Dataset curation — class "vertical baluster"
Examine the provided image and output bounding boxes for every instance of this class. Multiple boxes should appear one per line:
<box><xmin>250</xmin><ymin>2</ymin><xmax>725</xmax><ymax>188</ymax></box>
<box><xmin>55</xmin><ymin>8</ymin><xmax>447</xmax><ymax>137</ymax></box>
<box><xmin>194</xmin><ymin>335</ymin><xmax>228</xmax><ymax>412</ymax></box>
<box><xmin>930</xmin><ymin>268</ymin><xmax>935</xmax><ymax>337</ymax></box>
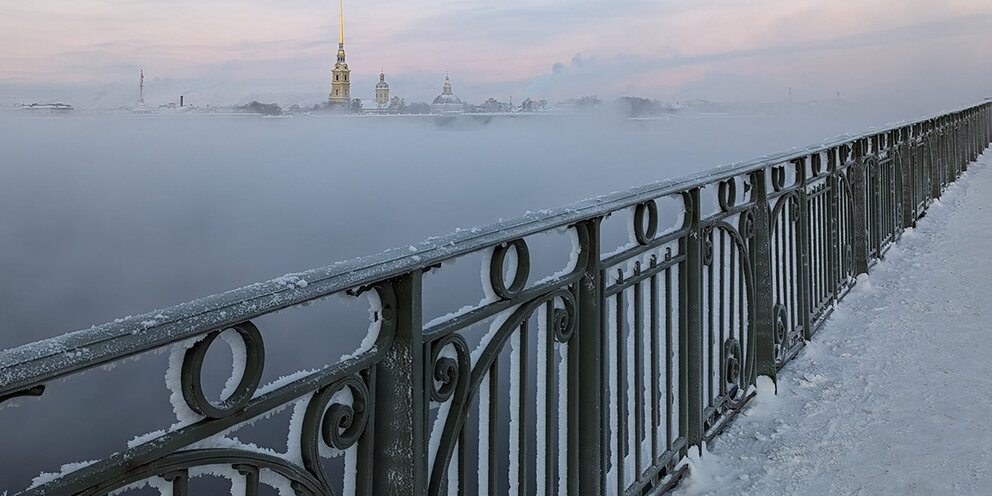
<box><xmin>633</xmin><ymin>264</ymin><xmax>644</xmax><ymax>483</ymax></box>
<box><xmin>665</xmin><ymin>265</ymin><xmax>674</xmax><ymax>452</ymax></box>
<box><xmin>615</xmin><ymin>291</ymin><xmax>627</xmax><ymax>495</ymax></box>
<box><xmin>163</xmin><ymin>469</ymin><xmax>188</xmax><ymax>496</ymax></box>
<box><xmin>234</xmin><ymin>465</ymin><xmax>260</xmax><ymax>496</ymax></box>
<box><xmin>518</xmin><ymin>321</ymin><xmax>529</xmax><ymax>496</ymax></box>
<box><xmin>544</xmin><ymin>302</ymin><xmax>556</xmax><ymax>496</ymax></box>
<box><xmin>718</xmin><ymin>228</ymin><xmax>726</xmax><ymax>398</ymax></box>
<box><xmin>706</xmin><ymin>230</ymin><xmax>714</xmax><ymax>407</ymax></box>
<box><xmin>811</xmin><ymin>181</ymin><xmax>820</xmax><ymax>313</ymax></box>
<box><xmin>489</xmin><ymin>361</ymin><xmax>499</xmax><ymax>496</ymax></box>
<box><xmin>458</xmin><ymin>427</ymin><xmax>466</xmax><ymax>496</ymax></box>
<box><xmin>649</xmin><ymin>256</ymin><xmax>660</xmax><ymax>468</ymax></box>
<box><xmin>728</xmin><ymin>231</ymin><xmax>737</xmax><ymax>373</ymax></box>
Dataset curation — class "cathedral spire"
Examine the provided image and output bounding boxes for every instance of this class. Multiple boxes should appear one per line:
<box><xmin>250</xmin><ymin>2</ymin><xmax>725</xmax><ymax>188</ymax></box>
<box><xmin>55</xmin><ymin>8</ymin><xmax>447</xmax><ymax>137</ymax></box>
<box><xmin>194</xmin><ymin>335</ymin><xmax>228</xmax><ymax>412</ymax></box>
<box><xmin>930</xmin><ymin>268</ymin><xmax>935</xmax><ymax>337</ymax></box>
<box><xmin>329</xmin><ymin>0</ymin><xmax>351</xmax><ymax>104</ymax></box>
<box><xmin>338</xmin><ymin>0</ymin><xmax>344</xmax><ymax>48</ymax></box>
<box><xmin>336</xmin><ymin>0</ymin><xmax>346</xmax><ymax>64</ymax></box>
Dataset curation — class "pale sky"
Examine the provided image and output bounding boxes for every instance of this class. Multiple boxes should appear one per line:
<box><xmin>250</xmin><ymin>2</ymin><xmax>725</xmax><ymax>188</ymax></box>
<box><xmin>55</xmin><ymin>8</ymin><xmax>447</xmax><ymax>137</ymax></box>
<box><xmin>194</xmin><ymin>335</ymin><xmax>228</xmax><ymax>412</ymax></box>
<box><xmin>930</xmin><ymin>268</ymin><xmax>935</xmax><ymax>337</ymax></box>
<box><xmin>2</xmin><ymin>0</ymin><xmax>991</xmax><ymax>109</ymax></box>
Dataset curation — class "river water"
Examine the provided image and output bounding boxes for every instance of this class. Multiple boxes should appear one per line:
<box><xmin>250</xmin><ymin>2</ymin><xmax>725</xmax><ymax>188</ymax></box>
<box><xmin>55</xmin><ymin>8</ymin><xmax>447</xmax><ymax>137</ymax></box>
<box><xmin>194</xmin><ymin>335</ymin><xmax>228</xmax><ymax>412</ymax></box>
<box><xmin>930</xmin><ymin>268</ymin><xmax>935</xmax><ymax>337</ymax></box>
<box><xmin>0</xmin><ymin>106</ymin><xmax>925</xmax><ymax>492</ymax></box>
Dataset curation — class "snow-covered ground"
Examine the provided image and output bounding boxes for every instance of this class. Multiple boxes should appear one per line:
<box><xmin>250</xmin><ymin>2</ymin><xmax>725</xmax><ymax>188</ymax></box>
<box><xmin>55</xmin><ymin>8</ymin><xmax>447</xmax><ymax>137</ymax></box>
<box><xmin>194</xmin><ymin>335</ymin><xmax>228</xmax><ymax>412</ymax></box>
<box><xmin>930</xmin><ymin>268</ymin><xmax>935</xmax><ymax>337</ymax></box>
<box><xmin>672</xmin><ymin>148</ymin><xmax>992</xmax><ymax>495</ymax></box>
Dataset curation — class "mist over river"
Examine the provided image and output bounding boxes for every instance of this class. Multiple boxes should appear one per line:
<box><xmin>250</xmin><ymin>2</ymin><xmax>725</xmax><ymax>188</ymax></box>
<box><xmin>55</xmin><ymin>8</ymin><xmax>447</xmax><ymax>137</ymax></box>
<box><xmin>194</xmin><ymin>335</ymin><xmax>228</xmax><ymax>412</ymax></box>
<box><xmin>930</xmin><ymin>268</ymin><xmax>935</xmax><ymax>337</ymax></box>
<box><xmin>0</xmin><ymin>104</ymin><xmax>942</xmax><ymax>491</ymax></box>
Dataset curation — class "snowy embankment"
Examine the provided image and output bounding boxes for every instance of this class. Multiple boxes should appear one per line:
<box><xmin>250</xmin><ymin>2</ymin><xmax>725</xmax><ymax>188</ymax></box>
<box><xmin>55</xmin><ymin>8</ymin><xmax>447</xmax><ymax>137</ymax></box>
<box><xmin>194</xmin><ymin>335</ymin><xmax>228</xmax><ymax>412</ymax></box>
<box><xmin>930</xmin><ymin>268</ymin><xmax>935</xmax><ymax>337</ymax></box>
<box><xmin>672</xmin><ymin>149</ymin><xmax>992</xmax><ymax>496</ymax></box>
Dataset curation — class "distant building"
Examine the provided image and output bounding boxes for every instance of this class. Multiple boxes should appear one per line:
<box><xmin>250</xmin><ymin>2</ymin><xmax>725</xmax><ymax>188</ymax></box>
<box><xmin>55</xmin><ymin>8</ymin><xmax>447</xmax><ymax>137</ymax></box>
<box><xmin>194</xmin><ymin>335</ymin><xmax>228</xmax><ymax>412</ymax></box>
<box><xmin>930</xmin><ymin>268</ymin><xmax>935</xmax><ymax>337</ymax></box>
<box><xmin>328</xmin><ymin>0</ymin><xmax>351</xmax><ymax>104</ymax></box>
<box><xmin>361</xmin><ymin>72</ymin><xmax>396</xmax><ymax>114</ymax></box>
<box><xmin>431</xmin><ymin>76</ymin><xmax>464</xmax><ymax>114</ymax></box>
<box><xmin>375</xmin><ymin>72</ymin><xmax>389</xmax><ymax>105</ymax></box>
<box><xmin>133</xmin><ymin>69</ymin><xmax>150</xmax><ymax>113</ymax></box>
<box><xmin>20</xmin><ymin>103</ymin><xmax>73</xmax><ymax>114</ymax></box>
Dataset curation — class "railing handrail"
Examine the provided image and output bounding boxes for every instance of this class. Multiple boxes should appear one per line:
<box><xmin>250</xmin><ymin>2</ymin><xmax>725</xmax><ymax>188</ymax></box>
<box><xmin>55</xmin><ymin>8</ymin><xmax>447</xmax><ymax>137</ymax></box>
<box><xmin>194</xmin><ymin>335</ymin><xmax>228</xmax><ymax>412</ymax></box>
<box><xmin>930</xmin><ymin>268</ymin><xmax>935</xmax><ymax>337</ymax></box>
<box><xmin>0</xmin><ymin>100</ymin><xmax>986</xmax><ymax>398</ymax></box>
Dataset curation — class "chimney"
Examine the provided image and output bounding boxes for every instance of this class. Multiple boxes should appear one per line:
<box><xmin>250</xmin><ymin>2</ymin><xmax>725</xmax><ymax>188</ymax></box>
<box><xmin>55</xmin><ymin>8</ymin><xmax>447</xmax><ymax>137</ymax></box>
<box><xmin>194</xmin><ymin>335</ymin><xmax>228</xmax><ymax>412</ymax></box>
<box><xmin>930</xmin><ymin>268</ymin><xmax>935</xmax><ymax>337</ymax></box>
<box><xmin>180</xmin><ymin>95</ymin><xmax>184</xmax><ymax>107</ymax></box>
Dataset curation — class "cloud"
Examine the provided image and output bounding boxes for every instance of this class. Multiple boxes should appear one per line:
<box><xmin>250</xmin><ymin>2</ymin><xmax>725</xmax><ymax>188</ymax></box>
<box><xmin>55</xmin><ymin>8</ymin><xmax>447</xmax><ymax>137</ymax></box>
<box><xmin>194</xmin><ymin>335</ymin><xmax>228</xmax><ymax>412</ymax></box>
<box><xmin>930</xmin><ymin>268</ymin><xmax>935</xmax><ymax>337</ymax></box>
<box><xmin>3</xmin><ymin>0</ymin><xmax>992</xmax><ymax>109</ymax></box>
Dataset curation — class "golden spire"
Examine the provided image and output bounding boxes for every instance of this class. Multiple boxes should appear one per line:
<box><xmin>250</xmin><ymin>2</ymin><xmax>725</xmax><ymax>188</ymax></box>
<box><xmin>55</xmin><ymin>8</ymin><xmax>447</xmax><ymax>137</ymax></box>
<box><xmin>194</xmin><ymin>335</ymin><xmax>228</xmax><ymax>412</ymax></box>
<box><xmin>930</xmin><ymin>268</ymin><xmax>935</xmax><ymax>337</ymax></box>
<box><xmin>338</xmin><ymin>0</ymin><xmax>344</xmax><ymax>47</ymax></box>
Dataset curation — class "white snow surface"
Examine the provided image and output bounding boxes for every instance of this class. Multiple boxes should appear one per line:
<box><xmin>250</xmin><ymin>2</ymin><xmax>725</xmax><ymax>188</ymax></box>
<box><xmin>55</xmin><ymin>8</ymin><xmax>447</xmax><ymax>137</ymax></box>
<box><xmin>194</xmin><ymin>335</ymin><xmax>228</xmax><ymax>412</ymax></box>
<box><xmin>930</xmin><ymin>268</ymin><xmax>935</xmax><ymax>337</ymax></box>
<box><xmin>671</xmin><ymin>150</ymin><xmax>992</xmax><ymax>495</ymax></box>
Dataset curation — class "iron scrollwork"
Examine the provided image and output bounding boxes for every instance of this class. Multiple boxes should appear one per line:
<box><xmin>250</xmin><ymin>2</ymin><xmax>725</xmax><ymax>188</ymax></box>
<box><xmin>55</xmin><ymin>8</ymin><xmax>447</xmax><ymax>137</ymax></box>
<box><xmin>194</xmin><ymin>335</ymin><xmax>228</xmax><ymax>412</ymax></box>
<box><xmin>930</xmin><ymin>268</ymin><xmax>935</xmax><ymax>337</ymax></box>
<box><xmin>427</xmin><ymin>288</ymin><xmax>576</xmax><ymax>495</ymax></box>
<box><xmin>772</xmin><ymin>303</ymin><xmax>789</xmax><ymax>362</ymax></box>
<box><xmin>738</xmin><ymin>207</ymin><xmax>756</xmax><ymax>240</ymax></box>
<box><xmin>701</xmin><ymin>226</ymin><xmax>714</xmax><ymax>266</ymax></box>
<box><xmin>429</xmin><ymin>334</ymin><xmax>470</xmax><ymax>404</ymax></box>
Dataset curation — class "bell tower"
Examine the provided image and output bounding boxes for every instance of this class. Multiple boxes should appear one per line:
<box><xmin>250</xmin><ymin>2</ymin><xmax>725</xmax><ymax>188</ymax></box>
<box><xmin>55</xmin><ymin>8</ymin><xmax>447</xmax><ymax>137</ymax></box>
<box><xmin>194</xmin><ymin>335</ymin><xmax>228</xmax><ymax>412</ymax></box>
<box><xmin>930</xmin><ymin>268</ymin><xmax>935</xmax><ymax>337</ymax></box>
<box><xmin>329</xmin><ymin>0</ymin><xmax>351</xmax><ymax>104</ymax></box>
<box><xmin>375</xmin><ymin>72</ymin><xmax>389</xmax><ymax>105</ymax></box>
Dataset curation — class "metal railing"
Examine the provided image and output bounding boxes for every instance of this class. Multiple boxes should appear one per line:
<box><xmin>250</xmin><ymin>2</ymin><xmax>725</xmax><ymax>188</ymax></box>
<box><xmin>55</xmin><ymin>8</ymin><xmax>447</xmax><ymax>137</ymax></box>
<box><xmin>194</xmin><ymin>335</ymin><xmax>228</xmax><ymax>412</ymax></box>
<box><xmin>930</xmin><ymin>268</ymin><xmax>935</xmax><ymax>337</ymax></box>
<box><xmin>2</xmin><ymin>101</ymin><xmax>990</xmax><ymax>496</ymax></box>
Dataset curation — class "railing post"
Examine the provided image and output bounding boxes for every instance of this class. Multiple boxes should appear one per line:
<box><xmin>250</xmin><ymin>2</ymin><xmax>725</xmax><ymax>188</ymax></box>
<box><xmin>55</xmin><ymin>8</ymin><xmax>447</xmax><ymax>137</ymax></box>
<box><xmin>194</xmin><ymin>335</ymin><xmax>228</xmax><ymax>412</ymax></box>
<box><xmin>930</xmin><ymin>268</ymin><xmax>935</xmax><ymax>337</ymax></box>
<box><xmin>986</xmin><ymin>105</ymin><xmax>991</xmax><ymax>147</ymax></box>
<box><xmin>371</xmin><ymin>271</ymin><xmax>426</xmax><ymax>496</ymax></box>
<box><xmin>574</xmin><ymin>217</ymin><xmax>603</xmax><ymax>496</ymax></box>
<box><xmin>888</xmin><ymin>128</ymin><xmax>906</xmax><ymax>231</ymax></box>
<box><xmin>849</xmin><ymin>139</ymin><xmax>870</xmax><ymax>275</ymax></box>
<box><xmin>976</xmin><ymin>110</ymin><xmax>982</xmax><ymax>158</ymax></box>
<box><xmin>793</xmin><ymin>157</ymin><xmax>812</xmax><ymax>340</ymax></box>
<box><xmin>945</xmin><ymin>117</ymin><xmax>952</xmax><ymax>180</ymax></box>
<box><xmin>954</xmin><ymin>116</ymin><xmax>963</xmax><ymax>178</ymax></box>
<box><xmin>986</xmin><ymin>104</ymin><xmax>991</xmax><ymax>149</ymax></box>
<box><xmin>900</xmin><ymin>127</ymin><xmax>916</xmax><ymax>229</ymax></box>
<box><xmin>978</xmin><ymin>103</ymin><xmax>992</xmax><ymax>148</ymax></box>
<box><xmin>749</xmin><ymin>170</ymin><xmax>776</xmax><ymax>383</ymax></box>
<box><xmin>680</xmin><ymin>188</ymin><xmax>704</xmax><ymax>449</ymax></box>
<box><xmin>985</xmin><ymin>105</ymin><xmax>990</xmax><ymax>149</ymax></box>
<box><xmin>981</xmin><ymin>105</ymin><xmax>986</xmax><ymax>151</ymax></box>
<box><xmin>963</xmin><ymin>114</ymin><xmax>971</xmax><ymax>171</ymax></box>
<box><xmin>929</xmin><ymin>120</ymin><xmax>941</xmax><ymax>202</ymax></box>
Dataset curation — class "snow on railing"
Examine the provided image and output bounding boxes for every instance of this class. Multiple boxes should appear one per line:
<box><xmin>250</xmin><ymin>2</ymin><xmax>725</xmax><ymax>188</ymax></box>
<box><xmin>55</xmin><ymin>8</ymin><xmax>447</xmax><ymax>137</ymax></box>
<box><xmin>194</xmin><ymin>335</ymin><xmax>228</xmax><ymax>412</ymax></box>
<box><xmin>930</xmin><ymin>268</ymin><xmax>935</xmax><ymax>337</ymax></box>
<box><xmin>2</xmin><ymin>101</ymin><xmax>990</xmax><ymax>496</ymax></box>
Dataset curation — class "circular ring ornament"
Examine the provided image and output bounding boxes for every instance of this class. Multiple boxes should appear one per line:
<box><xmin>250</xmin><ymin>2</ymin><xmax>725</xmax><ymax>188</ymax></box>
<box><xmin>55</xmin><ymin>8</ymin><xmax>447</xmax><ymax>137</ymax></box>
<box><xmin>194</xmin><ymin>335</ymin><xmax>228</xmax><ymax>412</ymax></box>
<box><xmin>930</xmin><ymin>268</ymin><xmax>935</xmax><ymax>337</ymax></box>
<box><xmin>634</xmin><ymin>201</ymin><xmax>659</xmax><ymax>245</ymax></box>
<box><xmin>181</xmin><ymin>322</ymin><xmax>265</xmax><ymax>419</ymax></box>
<box><xmin>490</xmin><ymin>239</ymin><xmax>530</xmax><ymax>300</ymax></box>
<box><xmin>771</xmin><ymin>167</ymin><xmax>786</xmax><ymax>192</ymax></box>
<box><xmin>773</xmin><ymin>304</ymin><xmax>788</xmax><ymax>346</ymax></box>
<box><xmin>724</xmin><ymin>338</ymin><xmax>742</xmax><ymax>390</ymax></box>
<box><xmin>810</xmin><ymin>154</ymin><xmax>822</xmax><ymax>176</ymax></box>
<box><xmin>718</xmin><ymin>179</ymin><xmax>737</xmax><ymax>212</ymax></box>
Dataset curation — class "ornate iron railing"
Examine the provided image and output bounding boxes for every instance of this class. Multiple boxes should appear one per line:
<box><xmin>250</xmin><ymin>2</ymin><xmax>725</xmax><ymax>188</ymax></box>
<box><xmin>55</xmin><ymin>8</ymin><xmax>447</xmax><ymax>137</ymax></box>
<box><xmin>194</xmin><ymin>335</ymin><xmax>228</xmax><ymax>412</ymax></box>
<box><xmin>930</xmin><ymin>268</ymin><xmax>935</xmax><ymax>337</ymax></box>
<box><xmin>2</xmin><ymin>101</ymin><xmax>990</xmax><ymax>496</ymax></box>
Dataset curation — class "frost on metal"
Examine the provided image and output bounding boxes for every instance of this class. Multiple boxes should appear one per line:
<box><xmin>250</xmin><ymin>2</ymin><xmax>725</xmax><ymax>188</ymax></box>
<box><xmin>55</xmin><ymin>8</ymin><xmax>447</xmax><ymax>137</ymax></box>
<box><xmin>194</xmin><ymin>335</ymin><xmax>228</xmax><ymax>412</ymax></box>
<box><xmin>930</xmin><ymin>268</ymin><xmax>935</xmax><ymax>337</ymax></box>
<box><xmin>5</xmin><ymin>104</ymin><xmax>990</xmax><ymax>495</ymax></box>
